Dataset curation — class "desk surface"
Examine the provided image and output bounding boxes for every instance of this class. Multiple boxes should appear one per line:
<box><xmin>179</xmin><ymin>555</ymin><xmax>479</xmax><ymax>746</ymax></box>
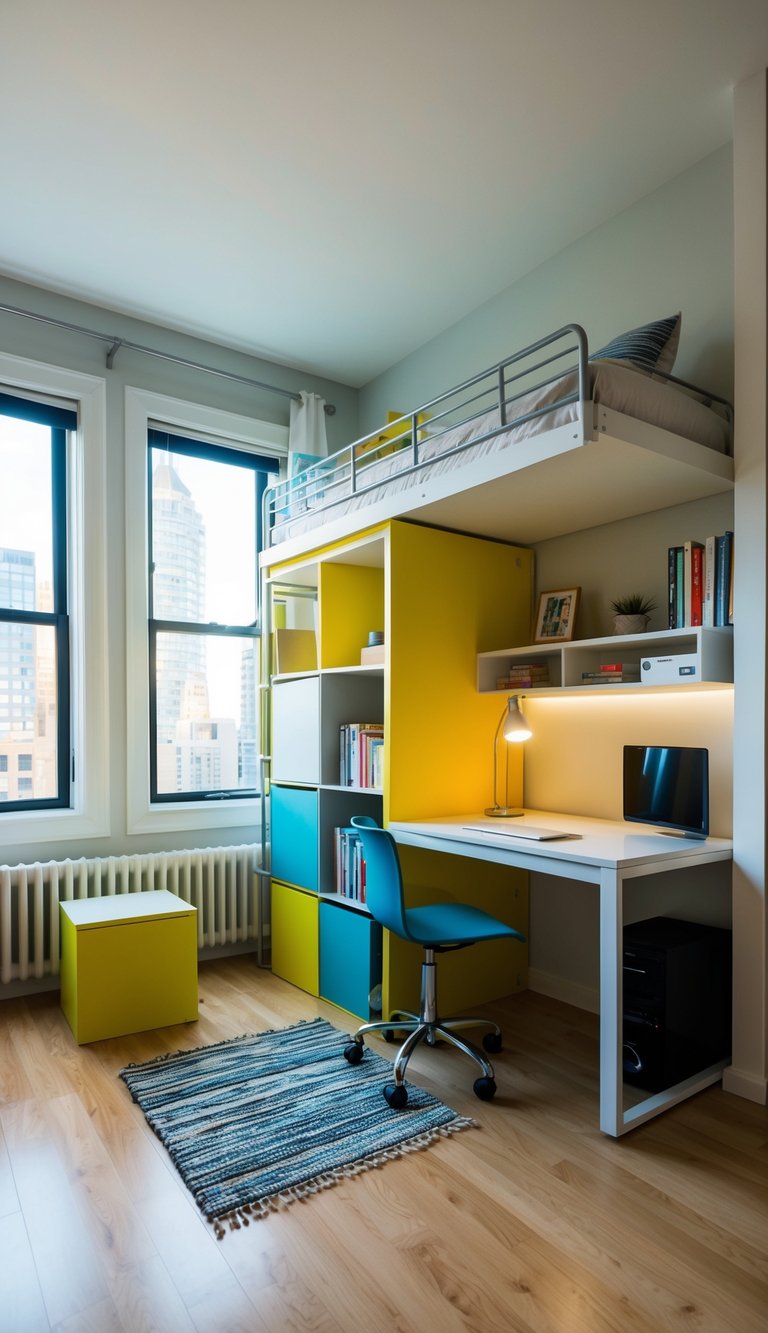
<box><xmin>389</xmin><ymin>810</ymin><xmax>733</xmax><ymax>874</ymax></box>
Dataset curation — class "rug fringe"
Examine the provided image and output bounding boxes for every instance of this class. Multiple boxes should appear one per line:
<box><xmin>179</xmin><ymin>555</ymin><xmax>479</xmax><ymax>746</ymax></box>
<box><xmin>209</xmin><ymin>1113</ymin><xmax>477</xmax><ymax>1238</ymax></box>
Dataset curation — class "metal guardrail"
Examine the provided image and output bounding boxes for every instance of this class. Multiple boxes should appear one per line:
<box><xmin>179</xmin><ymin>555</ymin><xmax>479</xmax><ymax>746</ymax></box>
<box><xmin>265</xmin><ymin>324</ymin><xmax>590</xmax><ymax>539</ymax></box>
<box><xmin>263</xmin><ymin>322</ymin><xmax>733</xmax><ymax>540</ymax></box>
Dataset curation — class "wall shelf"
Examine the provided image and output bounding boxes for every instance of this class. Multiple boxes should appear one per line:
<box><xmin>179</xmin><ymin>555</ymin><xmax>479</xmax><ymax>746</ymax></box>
<box><xmin>478</xmin><ymin>625</ymin><xmax>733</xmax><ymax>695</ymax></box>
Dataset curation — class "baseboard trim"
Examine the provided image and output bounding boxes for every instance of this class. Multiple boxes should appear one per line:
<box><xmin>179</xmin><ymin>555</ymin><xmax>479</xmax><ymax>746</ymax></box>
<box><xmin>722</xmin><ymin>1066</ymin><xmax>768</xmax><ymax>1105</ymax></box>
<box><xmin>527</xmin><ymin>968</ymin><xmax>599</xmax><ymax>1015</ymax></box>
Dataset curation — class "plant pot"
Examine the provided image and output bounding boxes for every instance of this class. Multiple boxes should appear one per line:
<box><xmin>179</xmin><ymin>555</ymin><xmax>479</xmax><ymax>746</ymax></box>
<box><xmin>612</xmin><ymin>613</ymin><xmax>650</xmax><ymax>635</ymax></box>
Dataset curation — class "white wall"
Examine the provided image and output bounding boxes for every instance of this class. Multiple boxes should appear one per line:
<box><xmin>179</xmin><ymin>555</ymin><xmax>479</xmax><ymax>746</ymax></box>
<box><xmin>359</xmin><ymin>145</ymin><xmax>734</xmax><ymax>430</ymax></box>
<box><xmin>0</xmin><ymin>275</ymin><xmax>358</xmax><ymax>866</ymax></box>
<box><xmin>725</xmin><ymin>70</ymin><xmax>768</xmax><ymax>1105</ymax></box>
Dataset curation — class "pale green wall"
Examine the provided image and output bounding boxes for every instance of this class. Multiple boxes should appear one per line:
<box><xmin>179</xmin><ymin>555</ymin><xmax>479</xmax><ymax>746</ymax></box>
<box><xmin>359</xmin><ymin>144</ymin><xmax>734</xmax><ymax>429</ymax></box>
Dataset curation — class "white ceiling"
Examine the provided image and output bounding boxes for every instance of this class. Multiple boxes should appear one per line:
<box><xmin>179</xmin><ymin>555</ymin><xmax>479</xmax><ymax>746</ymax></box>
<box><xmin>2</xmin><ymin>0</ymin><xmax>768</xmax><ymax>387</ymax></box>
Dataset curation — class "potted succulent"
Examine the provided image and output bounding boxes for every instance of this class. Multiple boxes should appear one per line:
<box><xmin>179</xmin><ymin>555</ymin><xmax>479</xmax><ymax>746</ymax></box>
<box><xmin>610</xmin><ymin>593</ymin><xmax>657</xmax><ymax>635</ymax></box>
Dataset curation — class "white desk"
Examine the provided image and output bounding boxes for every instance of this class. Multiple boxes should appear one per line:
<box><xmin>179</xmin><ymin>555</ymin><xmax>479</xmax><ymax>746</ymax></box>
<box><xmin>388</xmin><ymin>810</ymin><xmax>733</xmax><ymax>1137</ymax></box>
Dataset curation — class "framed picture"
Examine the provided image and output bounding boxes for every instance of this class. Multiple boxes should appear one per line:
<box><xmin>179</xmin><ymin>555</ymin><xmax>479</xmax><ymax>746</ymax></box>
<box><xmin>534</xmin><ymin>587</ymin><xmax>580</xmax><ymax>643</ymax></box>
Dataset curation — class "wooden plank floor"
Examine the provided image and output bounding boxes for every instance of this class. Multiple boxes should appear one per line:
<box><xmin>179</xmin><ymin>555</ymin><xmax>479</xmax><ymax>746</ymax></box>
<box><xmin>1</xmin><ymin>957</ymin><xmax>767</xmax><ymax>1333</ymax></box>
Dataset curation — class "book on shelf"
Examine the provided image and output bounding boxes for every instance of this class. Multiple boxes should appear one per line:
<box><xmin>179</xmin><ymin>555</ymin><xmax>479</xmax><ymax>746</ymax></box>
<box><xmin>496</xmin><ymin>662</ymin><xmax>550</xmax><ymax>690</ymax></box>
<box><xmin>667</xmin><ymin>545</ymin><xmax>684</xmax><ymax>628</ymax></box>
<box><xmin>596</xmin><ymin>662</ymin><xmax>641</xmax><ymax>673</ymax></box>
<box><xmin>333</xmin><ymin>827</ymin><xmax>367</xmax><ymax>904</ymax></box>
<box><xmin>339</xmin><ymin>722</ymin><xmax>384</xmax><ymax>788</ymax></box>
<box><xmin>668</xmin><ymin>535</ymin><xmax>732</xmax><ymax>629</ymax></box>
<box><xmin>715</xmin><ymin>531</ymin><xmax>734</xmax><ymax>627</ymax></box>
<box><xmin>581</xmin><ymin>671</ymin><xmax>640</xmax><ymax>683</ymax></box>
<box><xmin>702</xmin><ymin>534</ymin><xmax>717</xmax><ymax>627</ymax></box>
<box><xmin>685</xmin><ymin>540</ymin><xmax>704</xmax><ymax>627</ymax></box>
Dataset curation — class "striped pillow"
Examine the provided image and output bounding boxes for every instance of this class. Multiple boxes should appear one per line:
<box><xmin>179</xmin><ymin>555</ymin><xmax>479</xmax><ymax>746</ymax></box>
<box><xmin>591</xmin><ymin>313</ymin><xmax>681</xmax><ymax>376</ymax></box>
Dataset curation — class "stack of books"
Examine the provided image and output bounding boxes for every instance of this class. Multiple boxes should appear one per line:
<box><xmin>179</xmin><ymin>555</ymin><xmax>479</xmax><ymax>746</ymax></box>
<box><xmin>495</xmin><ymin>661</ymin><xmax>550</xmax><ymax>690</ymax></box>
<box><xmin>581</xmin><ymin>662</ymin><xmax>641</xmax><ymax>685</ymax></box>
<box><xmin>668</xmin><ymin>533</ymin><xmax>733</xmax><ymax>629</ymax></box>
<box><xmin>339</xmin><ymin>722</ymin><xmax>384</xmax><ymax>789</ymax></box>
<box><xmin>333</xmin><ymin>827</ymin><xmax>366</xmax><ymax>904</ymax></box>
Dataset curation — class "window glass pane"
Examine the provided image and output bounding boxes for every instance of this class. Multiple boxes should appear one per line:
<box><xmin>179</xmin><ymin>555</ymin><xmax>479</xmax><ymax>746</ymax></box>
<box><xmin>0</xmin><ymin>623</ymin><xmax>58</xmax><ymax>800</ymax></box>
<box><xmin>0</xmin><ymin>417</ymin><xmax>53</xmax><ymax>610</ymax></box>
<box><xmin>151</xmin><ymin>449</ymin><xmax>256</xmax><ymax>627</ymax></box>
<box><xmin>154</xmin><ymin>631</ymin><xmax>259</xmax><ymax>795</ymax></box>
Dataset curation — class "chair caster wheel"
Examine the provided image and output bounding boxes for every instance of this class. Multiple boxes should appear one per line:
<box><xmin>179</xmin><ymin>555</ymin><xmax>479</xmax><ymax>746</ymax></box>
<box><xmin>383</xmin><ymin>1030</ymin><xmax>397</xmax><ymax>1043</ymax></box>
<box><xmin>473</xmin><ymin>1076</ymin><xmax>497</xmax><ymax>1101</ymax></box>
<box><xmin>343</xmin><ymin>1042</ymin><xmax>364</xmax><ymax>1065</ymax></box>
<box><xmin>383</xmin><ymin>1082</ymin><xmax>408</xmax><ymax>1109</ymax></box>
<box><xmin>482</xmin><ymin>1031</ymin><xmax>502</xmax><ymax>1054</ymax></box>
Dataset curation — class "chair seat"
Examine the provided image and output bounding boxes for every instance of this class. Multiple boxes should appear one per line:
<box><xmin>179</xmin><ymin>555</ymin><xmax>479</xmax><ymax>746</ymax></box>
<box><xmin>403</xmin><ymin>901</ymin><xmax>525</xmax><ymax>948</ymax></box>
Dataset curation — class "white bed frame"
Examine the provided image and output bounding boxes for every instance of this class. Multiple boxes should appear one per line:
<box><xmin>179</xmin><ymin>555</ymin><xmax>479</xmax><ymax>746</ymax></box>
<box><xmin>261</xmin><ymin>324</ymin><xmax>734</xmax><ymax>568</ymax></box>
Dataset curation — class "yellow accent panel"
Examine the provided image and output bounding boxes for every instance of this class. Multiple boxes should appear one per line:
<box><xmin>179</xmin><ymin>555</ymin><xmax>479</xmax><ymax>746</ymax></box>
<box><xmin>320</xmin><ymin>562</ymin><xmax>385</xmax><ymax>668</ymax></box>
<box><xmin>271</xmin><ymin>881</ymin><xmax>320</xmax><ymax>995</ymax></box>
<box><xmin>386</xmin><ymin>523</ymin><xmax>532</xmax><ymax>821</ymax></box>
<box><xmin>59</xmin><ymin>896</ymin><xmax>198</xmax><ymax>1045</ymax></box>
<box><xmin>382</xmin><ymin>846</ymin><xmax>528</xmax><ymax>1018</ymax></box>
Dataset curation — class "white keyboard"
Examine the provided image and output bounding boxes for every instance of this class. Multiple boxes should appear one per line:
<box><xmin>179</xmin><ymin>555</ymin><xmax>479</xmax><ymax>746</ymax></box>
<box><xmin>463</xmin><ymin>823</ymin><xmax>580</xmax><ymax>842</ymax></box>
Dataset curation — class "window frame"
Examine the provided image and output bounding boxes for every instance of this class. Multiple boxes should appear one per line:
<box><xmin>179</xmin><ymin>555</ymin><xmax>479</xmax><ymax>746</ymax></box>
<box><xmin>0</xmin><ymin>351</ymin><xmax>109</xmax><ymax>850</ymax></box>
<box><xmin>0</xmin><ymin>392</ymin><xmax>72</xmax><ymax>812</ymax></box>
<box><xmin>125</xmin><ymin>387</ymin><xmax>287</xmax><ymax>835</ymax></box>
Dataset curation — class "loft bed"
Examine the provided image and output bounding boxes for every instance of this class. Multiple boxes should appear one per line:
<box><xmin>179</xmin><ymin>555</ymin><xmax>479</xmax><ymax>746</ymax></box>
<box><xmin>261</xmin><ymin>320</ymin><xmax>734</xmax><ymax>566</ymax></box>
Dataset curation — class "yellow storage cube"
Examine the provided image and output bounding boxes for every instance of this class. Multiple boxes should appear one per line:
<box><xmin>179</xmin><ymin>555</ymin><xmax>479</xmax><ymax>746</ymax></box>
<box><xmin>271</xmin><ymin>880</ymin><xmax>319</xmax><ymax>995</ymax></box>
<box><xmin>60</xmin><ymin>889</ymin><xmax>198</xmax><ymax>1044</ymax></box>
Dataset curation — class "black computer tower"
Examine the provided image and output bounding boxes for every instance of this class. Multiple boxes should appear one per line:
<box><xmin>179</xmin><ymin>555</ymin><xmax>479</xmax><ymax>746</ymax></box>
<box><xmin>622</xmin><ymin>916</ymin><xmax>731</xmax><ymax>1093</ymax></box>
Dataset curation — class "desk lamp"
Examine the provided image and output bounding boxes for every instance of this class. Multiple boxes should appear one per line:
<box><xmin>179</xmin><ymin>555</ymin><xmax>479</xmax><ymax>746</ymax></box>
<box><xmin>484</xmin><ymin>695</ymin><xmax>532</xmax><ymax>817</ymax></box>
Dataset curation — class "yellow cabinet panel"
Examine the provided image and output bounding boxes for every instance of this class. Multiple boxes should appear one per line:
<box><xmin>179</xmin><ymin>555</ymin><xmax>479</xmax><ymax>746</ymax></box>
<box><xmin>60</xmin><ymin>890</ymin><xmax>198</xmax><ymax>1045</ymax></box>
<box><xmin>267</xmin><ymin>520</ymin><xmax>532</xmax><ymax>1019</ymax></box>
<box><xmin>271</xmin><ymin>880</ymin><xmax>320</xmax><ymax>995</ymax></box>
<box><xmin>319</xmin><ymin>561</ymin><xmax>385</xmax><ymax>668</ymax></box>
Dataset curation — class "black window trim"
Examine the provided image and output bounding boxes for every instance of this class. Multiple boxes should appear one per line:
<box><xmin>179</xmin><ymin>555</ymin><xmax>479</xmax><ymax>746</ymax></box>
<box><xmin>0</xmin><ymin>395</ymin><xmax>72</xmax><ymax>813</ymax></box>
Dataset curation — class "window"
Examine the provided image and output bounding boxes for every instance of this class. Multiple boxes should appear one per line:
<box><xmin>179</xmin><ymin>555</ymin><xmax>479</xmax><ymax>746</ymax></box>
<box><xmin>126</xmin><ymin>387</ymin><xmax>287</xmax><ymax>834</ymax></box>
<box><xmin>0</xmin><ymin>391</ymin><xmax>74</xmax><ymax>811</ymax></box>
<box><xmin>147</xmin><ymin>429</ymin><xmax>279</xmax><ymax>803</ymax></box>
<box><xmin>0</xmin><ymin>352</ymin><xmax>108</xmax><ymax>849</ymax></box>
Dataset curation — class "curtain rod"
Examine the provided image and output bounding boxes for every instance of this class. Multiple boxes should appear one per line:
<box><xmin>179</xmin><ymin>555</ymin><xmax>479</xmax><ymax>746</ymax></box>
<box><xmin>0</xmin><ymin>300</ymin><xmax>336</xmax><ymax>415</ymax></box>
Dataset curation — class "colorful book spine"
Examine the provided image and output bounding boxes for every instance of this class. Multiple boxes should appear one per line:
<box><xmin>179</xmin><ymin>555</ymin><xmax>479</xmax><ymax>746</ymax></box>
<box><xmin>681</xmin><ymin>540</ymin><xmax>704</xmax><ymax>627</ymax></box>
<box><xmin>668</xmin><ymin>545</ymin><xmax>685</xmax><ymax>628</ymax></box>
<box><xmin>702</xmin><ymin>535</ymin><xmax>716</xmax><ymax>627</ymax></box>
<box><xmin>715</xmin><ymin>531</ymin><xmax>734</xmax><ymax>627</ymax></box>
<box><xmin>690</xmin><ymin>542</ymin><xmax>704</xmax><ymax>627</ymax></box>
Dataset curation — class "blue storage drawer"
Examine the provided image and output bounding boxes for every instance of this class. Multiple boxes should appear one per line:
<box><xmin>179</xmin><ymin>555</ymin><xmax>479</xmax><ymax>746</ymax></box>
<box><xmin>319</xmin><ymin>900</ymin><xmax>382</xmax><ymax>1021</ymax></box>
<box><xmin>271</xmin><ymin>785</ymin><xmax>319</xmax><ymax>891</ymax></box>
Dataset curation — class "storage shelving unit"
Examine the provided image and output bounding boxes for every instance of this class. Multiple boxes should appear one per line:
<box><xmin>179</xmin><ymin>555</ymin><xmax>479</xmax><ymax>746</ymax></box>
<box><xmin>263</xmin><ymin>519</ymin><xmax>532</xmax><ymax>1022</ymax></box>
<box><xmin>478</xmin><ymin>625</ymin><xmax>733</xmax><ymax>695</ymax></box>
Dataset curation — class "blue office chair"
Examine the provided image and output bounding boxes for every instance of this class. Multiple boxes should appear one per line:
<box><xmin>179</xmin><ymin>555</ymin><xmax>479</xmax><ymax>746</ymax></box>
<box><xmin>343</xmin><ymin>815</ymin><xmax>526</xmax><ymax>1108</ymax></box>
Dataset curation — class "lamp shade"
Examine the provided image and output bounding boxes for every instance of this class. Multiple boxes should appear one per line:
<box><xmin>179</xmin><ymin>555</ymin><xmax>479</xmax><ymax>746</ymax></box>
<box><xmin>501</xmin><ymin>695</ymin><xmax>532</xmax><ymax>742</ymax></box>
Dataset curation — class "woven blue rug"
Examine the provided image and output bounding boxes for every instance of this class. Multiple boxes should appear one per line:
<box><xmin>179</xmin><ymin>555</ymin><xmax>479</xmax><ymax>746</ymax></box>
<box><xmin>120</xmin><ymin>1017</ymin><xmax>474</xmax><ymax>1236</ymax></box>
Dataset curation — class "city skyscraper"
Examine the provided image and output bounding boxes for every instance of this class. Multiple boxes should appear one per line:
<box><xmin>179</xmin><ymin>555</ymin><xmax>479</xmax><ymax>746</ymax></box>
<box><xmin>151</xmin><ymin>455</ymin><xmax>245</xmax><ymax>795</ymax></box>
<box><xmin>0</xmin><ymin>548</ymin><xmax>56</xmax><ymax>801</ymax></box>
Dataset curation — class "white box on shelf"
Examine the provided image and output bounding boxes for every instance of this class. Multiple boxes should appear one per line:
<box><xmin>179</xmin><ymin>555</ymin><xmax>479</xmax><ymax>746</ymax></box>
<box><xmin>640</xmin><ymin>654</ymin><xmax>699</xmax><ymax>684</ymax></box>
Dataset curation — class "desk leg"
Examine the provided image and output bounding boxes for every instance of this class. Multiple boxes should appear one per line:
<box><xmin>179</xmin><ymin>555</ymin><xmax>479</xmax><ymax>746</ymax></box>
<box><xmin>599</xmin><ymin>867</ymin><xmax>623</xmax><ymax>1137</ymax></box>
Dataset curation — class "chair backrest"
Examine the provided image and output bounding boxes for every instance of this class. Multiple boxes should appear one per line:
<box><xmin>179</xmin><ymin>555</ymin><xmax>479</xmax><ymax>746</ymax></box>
<box><xmin>350</xmin><ymin>816</ymin><xmax>411</xmax><ymax>939</ymax></box>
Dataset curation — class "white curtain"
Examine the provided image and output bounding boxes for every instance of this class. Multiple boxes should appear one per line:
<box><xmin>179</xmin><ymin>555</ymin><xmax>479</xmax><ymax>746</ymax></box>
<box><xmin>288</xmin><ymin>391</ymin><xmax>328</xmax><ymax>475</ymax></box>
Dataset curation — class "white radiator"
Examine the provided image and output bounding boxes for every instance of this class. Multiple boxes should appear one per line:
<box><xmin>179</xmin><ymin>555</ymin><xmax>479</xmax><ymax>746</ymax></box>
<box><xmin>0</xmin><ymin>844</ymin><xmax>261</xmax><ymax>986</ymax></box>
